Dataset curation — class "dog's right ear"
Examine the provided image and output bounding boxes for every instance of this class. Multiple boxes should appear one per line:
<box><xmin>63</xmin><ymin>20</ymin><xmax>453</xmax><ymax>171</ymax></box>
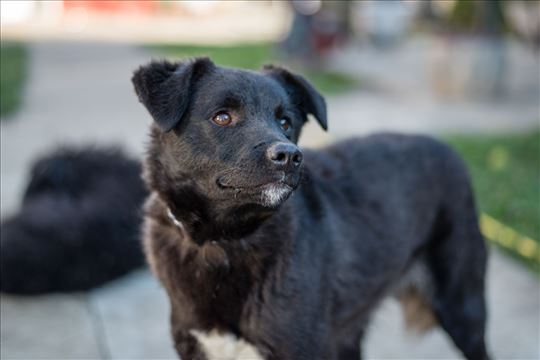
<box><xmin>263</xmin><ymin>65</ymin><xmax>328</xmax><ymax>131</ymax></box>
<box><xmin>132</xmin><ymin>58</ymin><xmax>214</xmax><ymax>132</ymax></box>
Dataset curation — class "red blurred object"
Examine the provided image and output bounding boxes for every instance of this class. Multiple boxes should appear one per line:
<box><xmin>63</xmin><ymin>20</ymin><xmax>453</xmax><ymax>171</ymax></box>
<box><xmin>63</xmin><ymin>1</ymin><xmax>156</xmax><ymax>15</ymax></box>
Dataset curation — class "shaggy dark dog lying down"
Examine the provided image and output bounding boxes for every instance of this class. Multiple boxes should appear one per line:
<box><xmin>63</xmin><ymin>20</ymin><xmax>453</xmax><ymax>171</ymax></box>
<box><xmin>132</xmin><ymin>58</ymin><xmax>490</xmax><ymax>359</ymax></box>
<box><xmin>0</xmin><ymin>147</ymin><xmax>147</xmax><ymax>294</ymax></box>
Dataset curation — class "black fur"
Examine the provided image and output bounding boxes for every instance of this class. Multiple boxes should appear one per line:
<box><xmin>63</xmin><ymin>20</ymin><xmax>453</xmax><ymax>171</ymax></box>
<box><xmin>133</xmin><ymin>58</ymin><xmax>490</xmax><ymax>360</ymax></box>
<box><xmin>0</xmin><ymin>147</ymin><xmax>147</xmax><ymax>294</ymax></box>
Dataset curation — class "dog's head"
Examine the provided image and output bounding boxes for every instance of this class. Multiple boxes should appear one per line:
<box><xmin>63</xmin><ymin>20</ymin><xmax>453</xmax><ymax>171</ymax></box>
<box><xmin>132</xmin><ymin>58</ymin><xmax>326</xmax><ymax>239</ymax></box>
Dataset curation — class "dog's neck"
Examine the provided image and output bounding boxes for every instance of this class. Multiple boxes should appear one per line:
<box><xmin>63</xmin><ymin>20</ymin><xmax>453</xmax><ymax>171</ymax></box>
<box><xmin>146</xmin><ymin>192</ymin><xmax>290</xmax><ymax>332</ymax></box>
<box><xmin>160</xmin><ymin>187</ymin><xmax>277</xmax><ymax>245</ymax></box>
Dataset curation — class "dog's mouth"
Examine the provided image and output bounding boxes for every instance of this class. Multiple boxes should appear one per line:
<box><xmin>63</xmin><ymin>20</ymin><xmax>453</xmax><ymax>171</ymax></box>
<box><xmin>216</xmin><ymin>172</ymin><xmax>297</xmax><ymax>190</ymax></box>
<box><xmin>216</xmin><ymin>175</ymin><xmax>296</xmax><ymax>207</ymax></box>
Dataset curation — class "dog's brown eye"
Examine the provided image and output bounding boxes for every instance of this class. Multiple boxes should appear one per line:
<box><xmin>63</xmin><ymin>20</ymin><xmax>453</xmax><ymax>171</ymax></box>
<box><xmin>213</xmin><ymin>112</ymin><xmax>232</xmax><ymax>126</ymax></box>
<box><xmin>279</xmin><ymin>118</ymin><xmax>290</xmax><ymax>131</ymax></box>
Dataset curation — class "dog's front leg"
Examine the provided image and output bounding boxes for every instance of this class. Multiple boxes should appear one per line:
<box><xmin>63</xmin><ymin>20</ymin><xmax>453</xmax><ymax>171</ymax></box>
<box><xmin>170</xmin><ymin>306</ymin><xmax>207</xmax><ymax>360</ymax></box>
<box><xmin>171</xmin><ymin>325</ymin><xmax>208</xmax><ymax>360</ymax></box>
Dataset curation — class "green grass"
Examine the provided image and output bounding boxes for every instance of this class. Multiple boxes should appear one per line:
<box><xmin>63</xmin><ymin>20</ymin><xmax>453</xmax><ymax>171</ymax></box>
<box><xmin>0</xmin><ymin>42</ymin><xmax>27</xmax><ymax>118</ymax></box>
<box><xmin>446</xmin><ymin>131</ymin><xmax>539</xmax><ymax>269</ymax></box>
<box><xmin>147</xmin><ymin>43</ymin><xmax>357</xmax><ymax>95</ymax></box>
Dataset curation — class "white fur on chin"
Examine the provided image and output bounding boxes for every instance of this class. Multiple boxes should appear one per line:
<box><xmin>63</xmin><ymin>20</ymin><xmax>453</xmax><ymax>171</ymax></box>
<box><xmin>261</xmin><ymin>184</ymin><xmax>292</xmax><ymax>207</ymax></box>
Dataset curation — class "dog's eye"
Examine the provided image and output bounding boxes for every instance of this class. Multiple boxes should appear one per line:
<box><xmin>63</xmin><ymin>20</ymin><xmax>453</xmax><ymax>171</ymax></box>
<box><xmin>212</xmin><ymin>112</ymin><xmax>232</xmax><ymax>126</ymax></box>
<box><xmin>278</xmin><ymin>118</ymin><xmax>291</xmax><ymax>131</ymax></box>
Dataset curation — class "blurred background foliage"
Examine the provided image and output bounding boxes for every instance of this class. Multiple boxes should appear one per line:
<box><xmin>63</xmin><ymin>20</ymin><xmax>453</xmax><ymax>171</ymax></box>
<box><xmin>448</xmin><ymin>131</ymin><xmax>538</xmax><ymax>241</ymax></box>
<box><xmin>446</xmin><ymin>131</ymin><xmax>539</xmax><ymax>272</ymax></box>
<box><xmin>0</xmin><ymin>43</ymin><xmax>27</xmax><ymax>117</ymax></box>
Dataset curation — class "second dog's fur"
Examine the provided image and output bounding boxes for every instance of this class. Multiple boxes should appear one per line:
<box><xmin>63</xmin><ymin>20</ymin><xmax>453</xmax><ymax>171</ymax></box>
<box><xmin>0</xmin><ymin>147</ymin><xmax>146</xmax><ymax>294</ymax></box>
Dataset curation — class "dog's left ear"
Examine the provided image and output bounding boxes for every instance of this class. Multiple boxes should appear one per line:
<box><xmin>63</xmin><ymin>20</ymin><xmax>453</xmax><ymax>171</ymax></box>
<box><xmin>132</xmin><ymin>57</ymin><xmax>215</xmax><ymax>132</ymax></box>
<box><xmin>263</xmin><ymin>65</ymin><xmax>328</xmax><ymax>131</ymax></box>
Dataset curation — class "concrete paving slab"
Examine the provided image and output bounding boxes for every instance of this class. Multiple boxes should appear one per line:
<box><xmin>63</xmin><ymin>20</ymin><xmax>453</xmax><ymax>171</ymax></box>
<box><xmin>0</xmin><ymin>294</ymin><xmax>102</xmax><ymax>359</ymax></box>
<box><xmin>1</xmin><ymin>41</ymin><xmax>151</xmax><ymax>218</ymax></box>
<box><xmin>484</xmin><ymin>251</ymin><xmax>540</xmax><ymax>359</ymax></box>
<box><xmin>327</xmin><ymin>91</ymin><xmax>539</xmax><ymax>137</ymax></box>
<box><xmin>326</xmin><ymin>36</ymin><xmax>539</xmax><ymax>137</ymax></box>
<box><xmin>90</xmin><ymin>270</ymin><xmax>176</xmax><ymax>359</ymax></box>
<box><xmin>366</xmin><ymin>248</ymin><xmax>540</xmax><ymax>359</ymax></box>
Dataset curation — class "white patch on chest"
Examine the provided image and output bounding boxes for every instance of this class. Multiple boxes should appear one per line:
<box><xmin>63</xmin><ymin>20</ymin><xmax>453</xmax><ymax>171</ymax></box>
<box><xmin>261</xmin><ymin>184</ymin><xmax>291</xmax><ymax>207</ymax></box>
<box><xmin>189</xmin><ymin>329</ymin><xmax>264</xmax><ymax>360</ymax></box>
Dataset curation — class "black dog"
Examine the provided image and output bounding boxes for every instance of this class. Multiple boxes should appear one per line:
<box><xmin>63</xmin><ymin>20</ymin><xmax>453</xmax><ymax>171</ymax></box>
<box><xmin>0</xmin><ymin>147</ymin><xmax>146</xmax><ymax>294</ymax></box>
<box><xmin>133</xmin><ymin>58</ymin><xmax>490</xmax><ymax>360</ymax></box>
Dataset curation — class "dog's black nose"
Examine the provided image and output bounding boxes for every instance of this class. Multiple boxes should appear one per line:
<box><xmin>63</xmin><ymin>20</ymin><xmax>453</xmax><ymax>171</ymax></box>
<box><xmin>266</xmin><ymin>143</ymin><xmax>303</xmax><ymax>168</ymax></box>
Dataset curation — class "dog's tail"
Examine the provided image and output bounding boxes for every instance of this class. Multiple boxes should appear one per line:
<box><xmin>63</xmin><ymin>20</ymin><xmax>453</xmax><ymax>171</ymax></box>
<box><xmin>0</xmin><ymin>146</ymin><xmax>147</xmax><ymax>294</ymax></box>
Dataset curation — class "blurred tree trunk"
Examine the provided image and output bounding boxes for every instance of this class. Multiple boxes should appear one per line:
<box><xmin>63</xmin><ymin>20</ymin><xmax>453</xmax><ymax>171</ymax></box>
<box><xmin>452</xmin><ymin>0</ymin><xmax>507</xmax><ymax>99</ymax></box>
<box><xmin>449</xmin><ymin>0</ymin><xmax>506</xmax><ymax>35</ymax></box>
<box><xmin>418</xmin><ymin>0</ymin><xmax>437</xmax><ymax>23</ymax></box>
<box><xmin>478</xmin><ymin>0</ymin><xmax>507</xmax><ymax>36</ymax></box>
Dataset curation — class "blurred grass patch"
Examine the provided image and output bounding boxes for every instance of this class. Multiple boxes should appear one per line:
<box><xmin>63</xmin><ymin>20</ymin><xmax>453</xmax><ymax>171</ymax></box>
<box><xmin>1</xmin><ymin>42</ymin><xmax>27</xmax><ymax>118</ymax></box>
<box><xmin>446</xmin><ymin>130</ymin><xmax>539</xmax><ymax>271</ymax></box>
<box><xmin>147</xmin><ymin>43</ymin><xmax>357</xmax><ymax>95</ymax></box>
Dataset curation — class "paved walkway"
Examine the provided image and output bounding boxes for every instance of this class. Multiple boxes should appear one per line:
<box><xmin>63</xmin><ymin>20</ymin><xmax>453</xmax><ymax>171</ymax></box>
<box><xmin>1</xmin><ymin>42</ymin><xmax>539</xmax><ymax>359</ymax></box>
<box><xmin>325</xmin><ymin>36</ymin><xmax>539</xmax><ymax>137</ymax></box>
